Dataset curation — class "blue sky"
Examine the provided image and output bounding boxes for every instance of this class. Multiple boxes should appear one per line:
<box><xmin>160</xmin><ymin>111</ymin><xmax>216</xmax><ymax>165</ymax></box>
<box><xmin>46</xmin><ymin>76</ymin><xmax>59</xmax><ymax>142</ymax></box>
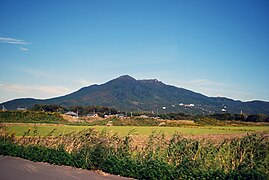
<box><xmin>0</xmin><ymin>0</ymin><xmax>269</xmax><ymax>103</ymax></box>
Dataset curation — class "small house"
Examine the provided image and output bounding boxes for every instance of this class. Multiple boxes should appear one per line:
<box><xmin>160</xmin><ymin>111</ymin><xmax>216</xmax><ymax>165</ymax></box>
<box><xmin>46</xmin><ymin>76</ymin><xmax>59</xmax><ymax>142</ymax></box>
<box><xmin>117</xmin><ymin>114</ymin><xmax>126</xmax><ymax>118</ymax></box>
<box><xmin>139</xmin><ymin>115</ymin><xmax>148</xmax><ymax>118</ymax></box>
<box><xmin>87</xmin><ymin>113</ymin><xmax>99</xmax><ymax>117</ymax></box>
<box><xmin>65</xmin><ymin>111</ymin><xmax>78</xmax><ymax>117</ymax></box>
<box><xmin>16</xmin><ymin>107</ymin><xmax>27</xmax><ymax>111</ymax></box>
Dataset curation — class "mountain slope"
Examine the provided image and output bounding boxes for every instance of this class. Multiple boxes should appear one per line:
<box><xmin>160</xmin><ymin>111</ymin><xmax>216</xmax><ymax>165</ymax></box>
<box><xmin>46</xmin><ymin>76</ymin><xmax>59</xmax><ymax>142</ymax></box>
<box><xmin>1</xmin><ymin>75</ymin><xmax>269</xmax><ymax>115</ymax></box>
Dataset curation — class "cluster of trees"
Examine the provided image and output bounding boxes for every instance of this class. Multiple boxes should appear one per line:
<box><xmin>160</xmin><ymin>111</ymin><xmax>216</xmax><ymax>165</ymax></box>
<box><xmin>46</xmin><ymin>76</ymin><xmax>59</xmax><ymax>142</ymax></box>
<box><xmin>208</xmin><ymin>113</ymin><xmax>245</xmax><ymax>121</ymax></box>
<box><xmin>157</xmin><ymin>112</ymin><xmax>269</xmax><ymax>122</ymax></box>
<box><xmin>208</xmin><ymin>113</ymin><xmax>269</xmax><ymax>122</ymax></box>
<box><xmin>244</xmin><ymin>114</ymin><xmax>269</xmax><ymax>122</ymax></box>
<box><xmin>31</xmin><ymin>104</ymin><xmax>118</xmax><ymax>117</ymax></box>
<box><xmin>68</xmin><ymin>106</ymin><xmax>118</xmax><ymax>117</ymax></box>
<box><xmin>31</xmin><ymin>104</ymin><xmax>65</xmax><ymax>113</ymax></box>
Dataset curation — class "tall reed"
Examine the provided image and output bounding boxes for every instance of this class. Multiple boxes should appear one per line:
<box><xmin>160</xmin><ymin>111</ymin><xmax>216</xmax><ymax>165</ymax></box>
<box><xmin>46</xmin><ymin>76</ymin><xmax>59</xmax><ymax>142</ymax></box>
<box><xmin>0</xmin><ymin>124</ymin><xmax>268</xmax><ymax>179</ymax></box>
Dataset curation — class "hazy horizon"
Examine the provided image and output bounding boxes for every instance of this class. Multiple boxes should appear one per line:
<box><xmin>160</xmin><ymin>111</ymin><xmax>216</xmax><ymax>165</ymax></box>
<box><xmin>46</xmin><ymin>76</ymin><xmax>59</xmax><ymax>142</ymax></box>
<box><xmin>1</xmin><ymin>0</ymin><xmax>269</xmax><ymax>103</ymax></box>
<box><xmin>0</xmin><ymin>74</ymin><xmax>268</xmax><ymax>104</ymax></box>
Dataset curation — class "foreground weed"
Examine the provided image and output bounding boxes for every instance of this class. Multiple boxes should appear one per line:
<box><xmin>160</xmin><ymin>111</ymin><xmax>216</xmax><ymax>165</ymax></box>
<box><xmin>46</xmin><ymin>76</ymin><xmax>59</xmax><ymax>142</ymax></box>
<box><xmin>0</xmin><ymin>125</ymin><xmax>268</xmax><ymax>179</ymax></box>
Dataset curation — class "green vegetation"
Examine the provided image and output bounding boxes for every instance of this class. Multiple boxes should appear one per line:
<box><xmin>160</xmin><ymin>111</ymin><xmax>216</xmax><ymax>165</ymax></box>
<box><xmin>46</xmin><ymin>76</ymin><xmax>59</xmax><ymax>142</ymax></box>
<box><xmin>208</xmin><ymin>113</ymin><xmax>269</xmax><ymax>122</ymax></box>
<box><xmin>1</xmin><ymin>109</ymin><xmax>268</xmax><ymax>179</ymax></box>
<box><xmin>1</xmin><ymin>110</ymin><xmax>269</xmax><ymax>137</ymax></box>
<box><xmin>0</xmin><ymin>126</ymin><xmax>268</xmax><ymax>179</ymax></box>
<box><xmin>88</xmin><ymin>117</ymin><xmax>168</xmax><ymax>126</ymax></box>
<box><xmin>0</xmin><ymin>110</ymin><xmax>64</xmax><ymax>124</ymax></box>
<box><xmin>1</xmin><ymin>110</ymin><xmax>269</xmax><ymax>127</ymax></box>
<box><xmin>31</xmin><ymin>104</ymin><xmax>118</xmax><ymax>117</ymax></box>
<box><xmin>161</xmin><ymin>112</ymin><xmax>269</xmax><ymax>122</ymax></box>
<box><xmin>6</xmin><ymin>124</ymin><xmax>269</xmax><ymax>136</ymax></box>
<box><xmin>30</xmin><ymin>105</ymin><xmax>269</xmax><ymax>123</ymax></box>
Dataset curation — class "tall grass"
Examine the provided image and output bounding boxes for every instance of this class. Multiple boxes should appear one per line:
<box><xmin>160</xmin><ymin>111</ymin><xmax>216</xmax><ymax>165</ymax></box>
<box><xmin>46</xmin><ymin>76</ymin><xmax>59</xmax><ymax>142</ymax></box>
<box><xmin>0</xmin><ymin>124</ymin><xmax>268</xmax><ymax>179</ymax></box>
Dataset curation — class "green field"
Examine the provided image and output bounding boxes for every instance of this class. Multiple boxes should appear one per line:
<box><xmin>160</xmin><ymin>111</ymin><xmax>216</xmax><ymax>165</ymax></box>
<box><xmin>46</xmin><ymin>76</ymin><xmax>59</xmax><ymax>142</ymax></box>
<box><xmin>6</xmin><ymin>124</ymin><xmax>269</xmax><ymax>136</ymax></box>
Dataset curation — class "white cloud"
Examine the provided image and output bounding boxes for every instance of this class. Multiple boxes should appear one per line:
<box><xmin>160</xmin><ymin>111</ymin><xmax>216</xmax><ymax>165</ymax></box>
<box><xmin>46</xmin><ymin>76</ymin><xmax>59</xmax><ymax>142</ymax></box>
<box><xmin>34</xmin><ymin>85</ymin><xmax>71</xmax><ymax>94</ymax></box>
<box><xmin>188</xmin><ymin>79</ymin><xmax>227</xmax><ymax>87</ymax></box>
<box><xmin>0</xmin><ymin>83</ymin><xmax>71</xmax><ymax>100</ymax></box>
<box><xmin>77</xmin><ymin>79</ymin><xmax>91</xmax><ymax>86</ymax></box>
<box><xmin>173</xmin><ymin>78</ymin><xmax>252</xmax><ymax>101</ymax></box>
<box><xmin>0</xmin><ymin>37</ymin><xmax>30</xmax><ymax>45</ymax></box>
<box><xmin>20</xmin><ymin>47</ymin><xmax>28</xmax><ymax>51</ymax></box>
<box><xmin>0</xmin><ymin>83</ymin><xmax>27</xmax><ymax>93</ymax></box>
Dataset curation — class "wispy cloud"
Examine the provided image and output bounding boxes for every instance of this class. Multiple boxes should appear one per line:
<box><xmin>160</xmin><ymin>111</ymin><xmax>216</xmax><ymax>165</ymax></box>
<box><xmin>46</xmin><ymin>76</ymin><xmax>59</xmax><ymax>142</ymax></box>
<box><xmin>0</xmin><ymin>83</ymin><xmax>27</xmax><ymax>93</ymax></box>
<box><xmin>188</xmin><ymin>79</ymin><xmax>228</xmax><ymax>87</ymax></box>
<box><xmin>20</xmin><ymin>47</ymin><xmax>28</xmax><ymax>51</ymax></box>
<box><xmin>0</xmin><ymin>83</ymin><xmax>71</xmax><ymax>96</ymax></box>
<box><xmin>173</xmin><ymin>78</ymin><xmax>252</xmax><ymax>101</ymax></box>
<box><xmin>0</xmin><ymin>37</ymin><xmax>30</xmax><ymax>45</ymax></box>
<box><xmin>35</xmin><ymin>85</ymin><xmax>71</xmax><ymax>94</ymax></box>
<box><xmin>77</xmin><ymin>79</ymin><xmax>91</xmax><ymax>86</ymax></box>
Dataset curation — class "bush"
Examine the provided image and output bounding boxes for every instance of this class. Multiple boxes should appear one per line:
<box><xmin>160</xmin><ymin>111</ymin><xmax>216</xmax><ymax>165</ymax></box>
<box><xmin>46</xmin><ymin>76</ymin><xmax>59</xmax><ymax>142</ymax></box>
<box><xmin>0</xmin><ymin>110</ymin><xmax>64</xmax><ymax>123</ymax></box>
<box><xmin>194</xmin><ymin>117</ymin><xmax>224</xmax><ymax>125</ymax></box>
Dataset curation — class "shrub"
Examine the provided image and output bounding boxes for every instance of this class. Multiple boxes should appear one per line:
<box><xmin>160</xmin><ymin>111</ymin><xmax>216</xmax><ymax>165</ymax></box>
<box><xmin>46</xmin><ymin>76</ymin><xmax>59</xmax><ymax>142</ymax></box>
<box><xmin>194</xmin><ymin>117</ymin><xmax>223</xmax><ymax>125</ymax></box>
<box><xmin>0</xmin><ymin>110</ymin><xmax>64</xmax><ymax>124</ymax></box>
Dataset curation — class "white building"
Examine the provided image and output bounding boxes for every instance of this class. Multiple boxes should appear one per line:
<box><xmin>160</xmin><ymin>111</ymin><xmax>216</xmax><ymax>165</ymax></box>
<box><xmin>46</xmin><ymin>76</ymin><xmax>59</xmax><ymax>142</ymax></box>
<box><xmin>65</xmin><ymin>111</ymin><xmax>78</xmax><ymax>117</ymax></box>
<box><xmin>17</xmin><ymin>107</ymin><xmax>27</xmax><ymax>111</ymax></box>
<box><xmin>184</xmin><ymin>104</ymin><xmax>195</xmax><ymax>107</ymax></box>
<box><xmin>87</xmin><ymin>113</ymin><xmax>99</xmax><ymax>117</ymax></box>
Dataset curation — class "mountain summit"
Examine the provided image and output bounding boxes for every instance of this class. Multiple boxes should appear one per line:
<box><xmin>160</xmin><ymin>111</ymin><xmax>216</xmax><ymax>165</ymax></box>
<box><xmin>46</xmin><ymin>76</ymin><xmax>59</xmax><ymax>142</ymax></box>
<box><xmin>1</xmin><ymin>75</ymin><xmax>269</xmax><ymax>114</ymax></box>
<box><xmin>116</xmin><ymin>75</ymin><xmax>136</xmax><ymax>81</ymax></box>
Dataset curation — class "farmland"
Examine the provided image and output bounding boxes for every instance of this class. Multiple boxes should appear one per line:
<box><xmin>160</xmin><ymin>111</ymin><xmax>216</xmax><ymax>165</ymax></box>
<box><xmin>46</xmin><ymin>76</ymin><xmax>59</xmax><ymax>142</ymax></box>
<box><xmin>5</xmin><ymin>124</ymin><xmax>269</xmax><ymax>136</ymax></box>
<box><xmin>1</xmin><ymin>111</ymin><xmax>269</xmax><ymax>179</ymax></box>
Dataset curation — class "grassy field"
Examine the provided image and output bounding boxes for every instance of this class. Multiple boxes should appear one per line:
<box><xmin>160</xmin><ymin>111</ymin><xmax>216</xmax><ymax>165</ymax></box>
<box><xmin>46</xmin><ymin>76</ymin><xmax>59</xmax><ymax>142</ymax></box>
<box><xmin>6</xmin><ymin>124</ymin><xmax>269</xmax><ymax>136</ymax></box>
<box><xmin>1</xmin><ymin>124</ymin><xmax>268</xmax><ymax>179</ymax></box>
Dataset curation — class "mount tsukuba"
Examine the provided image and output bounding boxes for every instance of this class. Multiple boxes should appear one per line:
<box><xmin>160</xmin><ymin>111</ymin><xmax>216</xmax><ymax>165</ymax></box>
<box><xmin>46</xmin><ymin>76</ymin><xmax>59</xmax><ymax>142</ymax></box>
<box><xmin>1</xmin><ymin>75</ymin><xmax>269</xmax><ymax>115</ymax></box>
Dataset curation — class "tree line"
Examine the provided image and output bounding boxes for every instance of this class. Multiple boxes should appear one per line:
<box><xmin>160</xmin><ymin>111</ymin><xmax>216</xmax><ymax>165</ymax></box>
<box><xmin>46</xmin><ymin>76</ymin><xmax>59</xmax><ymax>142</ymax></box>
<box><xmin>30</xmin><ymin>104</ymin><xmax>269</xmax><ymax>122</ymax></box>
<box><xmin>31</xmin><ymin>104</ymin><xmax>118</xmax><ymax>117</ymax></box>
<box><xmin>158</xmin><ymin>112</ymin><xmax>269</xmax><ymax>122</ymax></box>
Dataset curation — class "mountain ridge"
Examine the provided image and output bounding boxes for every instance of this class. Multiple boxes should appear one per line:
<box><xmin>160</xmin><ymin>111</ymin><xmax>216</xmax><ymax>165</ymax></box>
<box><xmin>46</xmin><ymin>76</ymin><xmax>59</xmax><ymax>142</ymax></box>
<box><xmin>1</xmin><ymin>75</ymin><xmax>269</xmax><ymax>115</ymax></box>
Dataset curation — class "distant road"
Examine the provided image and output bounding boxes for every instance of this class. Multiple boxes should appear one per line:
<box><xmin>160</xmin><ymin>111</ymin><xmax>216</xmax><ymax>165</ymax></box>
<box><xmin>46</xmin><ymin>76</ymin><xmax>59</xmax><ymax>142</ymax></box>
<box><xmin>0</xmin><ymin>156</ymin><xmax>134</xmax><ymax>180</ymax></box>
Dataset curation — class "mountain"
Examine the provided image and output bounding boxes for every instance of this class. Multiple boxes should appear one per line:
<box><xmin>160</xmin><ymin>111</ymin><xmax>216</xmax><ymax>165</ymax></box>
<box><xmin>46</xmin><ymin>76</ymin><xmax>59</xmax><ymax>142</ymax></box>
<box><xmin>1</xmin><ymin>75</ymin><xmax>269</xmax><ymax>115</ymax></box>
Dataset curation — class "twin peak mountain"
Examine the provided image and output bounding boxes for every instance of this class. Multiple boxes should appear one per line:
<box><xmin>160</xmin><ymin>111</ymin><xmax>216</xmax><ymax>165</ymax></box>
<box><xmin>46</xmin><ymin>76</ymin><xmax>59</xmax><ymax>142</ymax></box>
<box><xmin>2</xmin><ymin>75</ymin><xmax>269</xmax><ymax>115</ymax></box>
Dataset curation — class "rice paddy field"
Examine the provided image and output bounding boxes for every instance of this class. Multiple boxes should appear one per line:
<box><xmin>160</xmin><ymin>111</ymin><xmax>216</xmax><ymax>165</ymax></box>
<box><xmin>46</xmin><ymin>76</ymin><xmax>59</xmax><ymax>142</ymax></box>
<box><xmin>6</xmin><ymin>124</ymin><xmax>269</xmax><ymax>136</ymax></box>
